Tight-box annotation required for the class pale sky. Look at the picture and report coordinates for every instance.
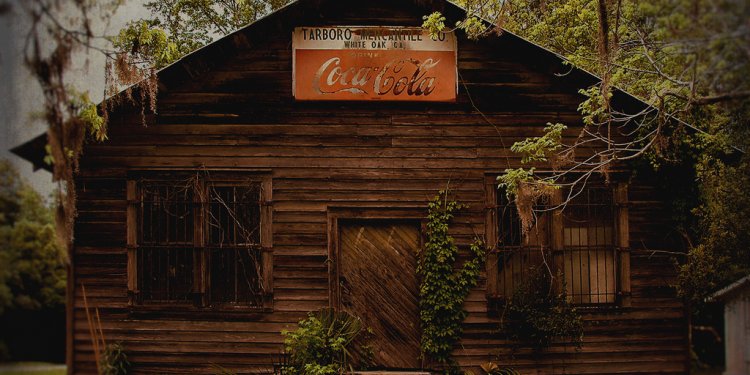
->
[0,0,149,196]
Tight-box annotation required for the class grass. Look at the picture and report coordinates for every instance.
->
[0,362,66,375]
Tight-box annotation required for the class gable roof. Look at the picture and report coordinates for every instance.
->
[710,274,750,302]
[10,0,703,170]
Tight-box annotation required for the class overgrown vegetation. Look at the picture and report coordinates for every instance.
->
[82,284,130,375]
[0,160,65,360]
[11,0,295,257]
[499,269,583,350]
[469,362,521,375]
[418,191,485,369]
[99,343,130,375]
[281,308,372,375]
[427,0,749,367]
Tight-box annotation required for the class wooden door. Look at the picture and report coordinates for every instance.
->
[339,222,421,369]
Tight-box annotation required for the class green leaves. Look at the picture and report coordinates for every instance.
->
[100,342,130,375]
[418,190,485,369]
[500,269,583,350]
[69,90,107,142]
[510,123,567,164]
[0,160,65,315]
[282,308,371,375]
[111,19,181,69]
[421,12,446,40]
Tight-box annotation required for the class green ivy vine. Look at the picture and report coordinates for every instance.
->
[417,190,486,370]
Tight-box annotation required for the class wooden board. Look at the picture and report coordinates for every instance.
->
[340,222,421,369]
[65,0,690,373]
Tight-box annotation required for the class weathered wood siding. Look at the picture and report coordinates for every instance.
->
[71,0,688,373]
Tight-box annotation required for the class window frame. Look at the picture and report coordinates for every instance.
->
[126,171,273,311]
[485,174,631,308]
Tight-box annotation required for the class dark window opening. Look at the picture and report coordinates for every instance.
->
[136,179,265,308]
[562,185,618,305]
[207,185,263,307]
[495,188,551,299]
[138,184,195,303]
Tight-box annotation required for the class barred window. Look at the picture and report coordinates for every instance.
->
[138,184,195,303]
[207,185,263,307]
[487,176,627,307]
[495,189,551,299]
[129,175,271,309]
[562,185,618,305]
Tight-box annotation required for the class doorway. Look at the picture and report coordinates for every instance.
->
[336,221,421,369]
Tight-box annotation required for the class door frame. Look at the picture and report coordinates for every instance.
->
[327,206,425,310]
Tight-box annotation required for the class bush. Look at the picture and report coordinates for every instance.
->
[100,342,130,375]
[282,308,372,375]
[500,268,583,349]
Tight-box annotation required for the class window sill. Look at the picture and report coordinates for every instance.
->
[127,303,273,320]
[486,294,630,315]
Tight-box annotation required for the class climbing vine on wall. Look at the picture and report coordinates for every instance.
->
[417,190,486,369]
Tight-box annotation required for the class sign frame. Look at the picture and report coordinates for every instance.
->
[292,26,458,102]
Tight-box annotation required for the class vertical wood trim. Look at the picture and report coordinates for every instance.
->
[261,177,274,306]
[194,179,206,306]
[616,183,632,307]
[327,215,340,310]
[65,249,74,375]
[484,175,498,297]
[126,180,137,305]
[551,188,564,293]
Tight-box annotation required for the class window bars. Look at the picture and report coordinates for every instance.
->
[562,185,618,305]
[495,190,552,299]
[494,183,620,306]
[136,179,264,307]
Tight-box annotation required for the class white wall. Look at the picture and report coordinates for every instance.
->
[723,288,750,375]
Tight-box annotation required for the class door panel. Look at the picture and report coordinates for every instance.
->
[339,222,421,369]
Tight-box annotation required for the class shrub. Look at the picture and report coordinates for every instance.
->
[500,268,583,349]
[282,308,372,375]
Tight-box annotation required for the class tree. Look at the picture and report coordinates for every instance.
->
[429,0,750,282]
[426,0,750,367]
[0,160,66,360]
[0,159,66,314]
[8,0,292,253]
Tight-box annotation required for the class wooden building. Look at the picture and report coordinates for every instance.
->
[14,0,689,373]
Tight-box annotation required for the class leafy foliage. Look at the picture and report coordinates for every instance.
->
[113,0,292,70]
[111,20,180,69]
[100,342,130,375]
[500,268,583,350]
[421,12,447,40]
[0,160,65,315]
[496,168,535,201]
[417,191,485,368]
[444,0,750,323]
[477,362,521,375]
[282,308,372,375]
[676,155,750,309]
[0,160,65,360]
[510,123,567,165]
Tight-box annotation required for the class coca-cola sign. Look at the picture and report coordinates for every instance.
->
[293,27,457,102]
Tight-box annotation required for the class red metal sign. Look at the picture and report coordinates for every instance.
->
[293,27,457,102]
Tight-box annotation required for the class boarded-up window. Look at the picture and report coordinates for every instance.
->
[562,185,618,305]
[132,176,270,308]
